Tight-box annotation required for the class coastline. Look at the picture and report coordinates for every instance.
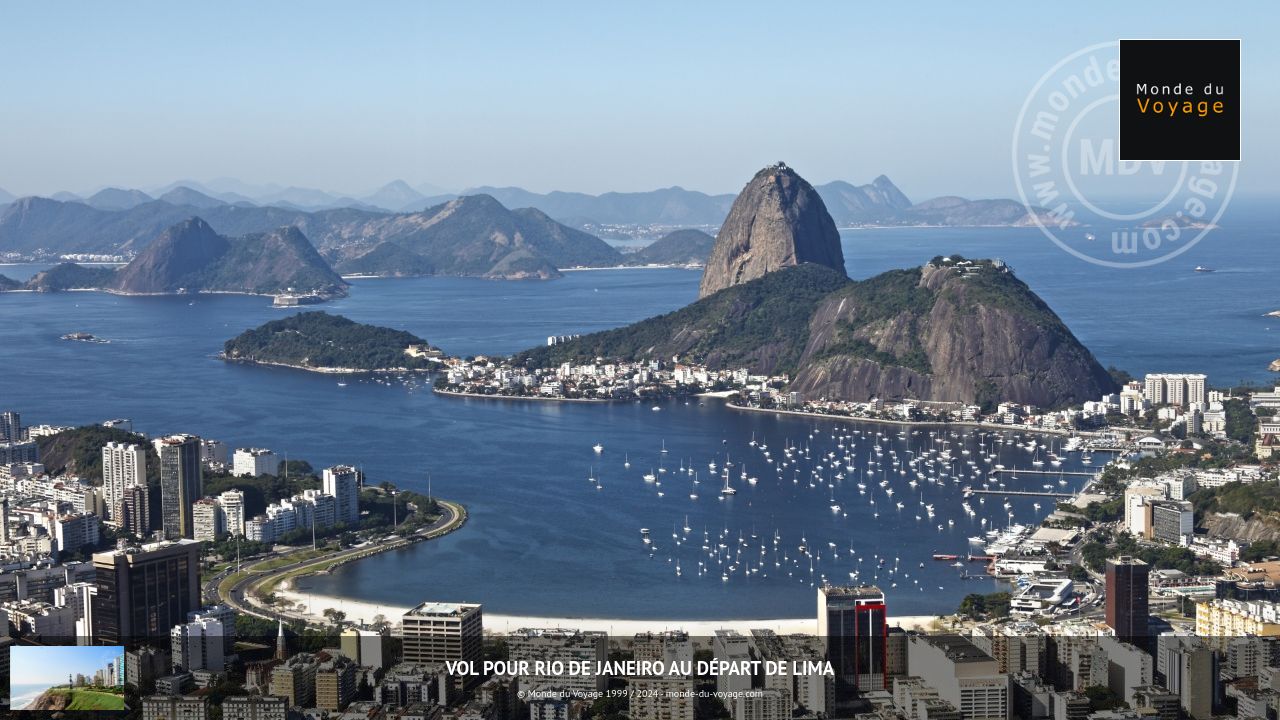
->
[560,264,703,272]
[432,387,614,403]
[432,386,735,404]
[220,353,436,375]
[725,401,1090,438]
[275,588,941,635]
[4,285,344,300]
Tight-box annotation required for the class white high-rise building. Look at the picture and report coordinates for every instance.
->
[1143,373,1208,408]
[192,498,224,542]
[233,448,277,478]
[218,489,246,537]
[1185,374,1207,407]
[102,442,146,525]
[172,616,226,672]
[323,465,360,525]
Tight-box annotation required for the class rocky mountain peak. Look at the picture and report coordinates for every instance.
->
[698,163,845,298]
[869,175,912,208]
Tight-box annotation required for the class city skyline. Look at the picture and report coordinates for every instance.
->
[1,1,1277,199]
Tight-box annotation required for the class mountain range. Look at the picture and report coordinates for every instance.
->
[330,195,623,279]
[0,190,623,277]
[0,173,1058,250]
[9,217,347,296]
[515,163,1116,408]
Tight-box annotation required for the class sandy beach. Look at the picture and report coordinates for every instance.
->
[277,587,942,635]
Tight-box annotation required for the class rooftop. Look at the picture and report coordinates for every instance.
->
[405,601,482,618]
[821,584,885,600]
[915,634,995,664]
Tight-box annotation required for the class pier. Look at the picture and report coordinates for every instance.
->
[966,488,1075,499]
[993,468,1098,477]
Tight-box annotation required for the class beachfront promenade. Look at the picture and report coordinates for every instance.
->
[215,499,467,623]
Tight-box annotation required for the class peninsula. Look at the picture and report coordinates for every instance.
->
[511,163,1116,410]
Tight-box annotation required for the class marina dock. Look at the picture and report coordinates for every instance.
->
[966,488,1075,499]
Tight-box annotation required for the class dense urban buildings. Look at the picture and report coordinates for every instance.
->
[0,366,1273,719]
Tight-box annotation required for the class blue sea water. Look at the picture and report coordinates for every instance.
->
[10,683,54,709]
[0,202,1276,619]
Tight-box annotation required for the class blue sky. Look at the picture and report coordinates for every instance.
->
[10,645,123,686]
[1,1,1274,198]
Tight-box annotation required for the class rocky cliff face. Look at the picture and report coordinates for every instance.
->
[698,163,845,298]
[789,259,1116,408]
[1202,512,1280,544]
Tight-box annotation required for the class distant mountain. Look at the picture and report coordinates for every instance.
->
[336,241,435,277]
[152,179,258,205]
[625,229,716,266]
[415,181,451,198]
[84,187,154,211]
[509,207,623,268]
[50,191,82,202]
[813,176,1060,227]
[0,197,193,254]
[112,218,346,295]
[321,195,622,279]
[901,196,1052,226]
[0,188,15,204]
[455,186,736,226]
[7,217,347,297]
[0,193,619,277]
[700,163,845,298]
[421,178,1047,230]
[255,186,343,209]
[159,187,228,209]
[813,176,912,223]
[24,262,118,291]
[361,180,427,212]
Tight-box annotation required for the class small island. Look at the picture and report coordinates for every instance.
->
[222,311,442,373]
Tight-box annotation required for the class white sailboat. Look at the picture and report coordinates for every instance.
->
[720,469,737,496]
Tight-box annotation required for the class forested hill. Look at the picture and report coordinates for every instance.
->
[222,311,439,371]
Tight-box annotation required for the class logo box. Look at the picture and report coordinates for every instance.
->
[1119,39,1240,161]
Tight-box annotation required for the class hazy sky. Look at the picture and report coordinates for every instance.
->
[10,646,123,686]
[1,2,1275,199]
